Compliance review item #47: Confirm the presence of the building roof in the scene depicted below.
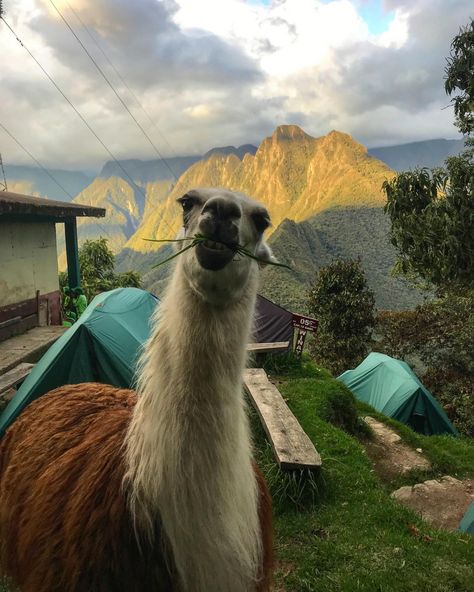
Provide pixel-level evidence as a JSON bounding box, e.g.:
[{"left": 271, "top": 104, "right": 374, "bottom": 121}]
[{"left": 0, "top": 190, "right": 105, "bottom": 220}]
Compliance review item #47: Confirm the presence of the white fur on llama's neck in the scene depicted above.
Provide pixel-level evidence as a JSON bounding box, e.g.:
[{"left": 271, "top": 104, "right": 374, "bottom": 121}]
[{"left": 125, "top": 262, "right": 262, "bottom": 592}]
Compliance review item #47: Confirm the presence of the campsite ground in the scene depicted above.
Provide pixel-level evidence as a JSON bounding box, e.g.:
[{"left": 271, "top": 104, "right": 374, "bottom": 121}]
[
  {"left": 253, "top": 357, "right": 474, "bottom": 592},
  {"left": 1, "top": 358, "right": 473, "bottom": 592}
]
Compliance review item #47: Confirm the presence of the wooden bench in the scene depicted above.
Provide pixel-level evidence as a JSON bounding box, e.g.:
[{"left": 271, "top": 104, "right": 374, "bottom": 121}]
[
  {"left": 247, "top": 341, "right": 290, "bottom": 354},
  {"left": 0, "top": 363, "right": 35, "bottom": 396},
  {"left": 243, "top": 368, "right": 322, "bottom": 471}
]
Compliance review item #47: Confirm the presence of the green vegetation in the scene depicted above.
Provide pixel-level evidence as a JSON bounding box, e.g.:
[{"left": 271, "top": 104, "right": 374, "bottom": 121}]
[
  {"left": 383, "top": 19, "right": 473, "bottom": 294},
  {"left": 383, "top": 162, "right": 473, "bottom": 292},
  {"left": 377, "top": 294, "right": 474, "bottom": 437},
  {"left": 307, "top": 259, "right": 375, "bottom": 375},
  {"left": 60, "top": 237, "right": 141, "bottom": 302},
  {"left": 259, "top": 207, "right": 424, "bottom": 313},
  {"left": 379, "top": 19, "right": 474, "bottom": 438},
  {"left": 445, "top": 19, "right": 474, "bottom": 136},
  {"left": 252, "top": 360, "right": 474, "bottom": 591}
]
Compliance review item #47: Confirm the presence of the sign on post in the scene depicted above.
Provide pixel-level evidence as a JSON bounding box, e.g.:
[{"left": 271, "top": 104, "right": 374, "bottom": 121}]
[{"left": 292, "top": 314, "right": 318, "bottom": 358}]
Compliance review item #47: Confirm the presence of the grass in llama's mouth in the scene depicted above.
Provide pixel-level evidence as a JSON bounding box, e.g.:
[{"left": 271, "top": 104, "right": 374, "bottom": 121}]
[{"left": 143, "top": 234, "right": 292, "bottom": 270}]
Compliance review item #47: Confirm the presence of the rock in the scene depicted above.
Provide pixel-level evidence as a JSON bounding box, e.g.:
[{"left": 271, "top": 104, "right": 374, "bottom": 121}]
[{"left": 391, "top": 477, "right": 474, "bottom": 531}]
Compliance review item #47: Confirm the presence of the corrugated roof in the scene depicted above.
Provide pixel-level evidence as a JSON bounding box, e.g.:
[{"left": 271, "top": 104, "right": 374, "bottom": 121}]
[{"left": 0, "top": 190, "right": 105, "bottom": 219}]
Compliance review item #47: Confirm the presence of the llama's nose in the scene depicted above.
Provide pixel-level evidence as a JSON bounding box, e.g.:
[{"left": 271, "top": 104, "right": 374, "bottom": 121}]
[
  {"left": 199, "top": 198, "right": 241, "bottom": 245},
  {"left": 202, "top": 197, "right": 242, "bottom": 222}
]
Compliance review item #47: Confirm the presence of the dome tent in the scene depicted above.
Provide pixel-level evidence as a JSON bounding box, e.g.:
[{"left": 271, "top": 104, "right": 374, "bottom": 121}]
[
  {"left": 459, "top": 500, "right": 474, "bottom": 534},
  {"left": 338, "top": 352, "right": 458, "bottom": 436},
  {"left": 0, "top": 288, "right": 158, "bottom": 437}
]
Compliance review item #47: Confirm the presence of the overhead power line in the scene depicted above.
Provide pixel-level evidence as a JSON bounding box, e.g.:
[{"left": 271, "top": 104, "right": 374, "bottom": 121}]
[
  {"left": 0, "top": 153, "right": 8, "bottom": 191},
  {"left": 0, "top": 122, "right": 116, "bottom": 240},
  {"left": 48, "top": 0, "right": 179, "bottom": 181},
  {"left": 0, "top": 122, "right": 74, "bottom": 199},
  {"left": 0, "top": 17, "right": 152, "bottom": 201},
  {"left": 0, "top": 10, "right": 176, "bottom": 240},
  {"left": 63, "top": 0, "right": 181, "bottom": 164}
]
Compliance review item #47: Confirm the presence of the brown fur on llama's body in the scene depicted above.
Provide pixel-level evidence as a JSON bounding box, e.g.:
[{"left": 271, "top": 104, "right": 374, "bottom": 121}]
[
  {"left": 0, "top": 189, "right": 274, "bottom": 592},
  {"left": 0, "top": 384, "right": 272, "bottom": 592}
]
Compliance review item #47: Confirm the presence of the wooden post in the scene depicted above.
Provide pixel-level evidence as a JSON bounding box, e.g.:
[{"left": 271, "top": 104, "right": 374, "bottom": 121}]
[
  {"left": 294, "top": 329, "right": 307, "bottom": 358},
  {"left": 36, "top": 290, "right": 40, "bottom": 327},
  {"left": 64, "top": 219, "right": 81, "bottom": 288},
  {"left": 292, "top": 313, "right": 318, "bottom": 358}
]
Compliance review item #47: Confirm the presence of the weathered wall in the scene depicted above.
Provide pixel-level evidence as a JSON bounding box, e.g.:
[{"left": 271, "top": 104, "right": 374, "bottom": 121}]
[{"left": 0, "top": 221, "right": 59, "bottom": 307}]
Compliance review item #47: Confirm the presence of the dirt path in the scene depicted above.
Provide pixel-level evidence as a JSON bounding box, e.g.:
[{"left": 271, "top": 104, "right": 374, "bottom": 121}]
[
  {"left": 363, "top": 416, "right": 431, "bottom": 480},
  {"left": 391, "top": 476, "right": 474, "bottom": 531}
]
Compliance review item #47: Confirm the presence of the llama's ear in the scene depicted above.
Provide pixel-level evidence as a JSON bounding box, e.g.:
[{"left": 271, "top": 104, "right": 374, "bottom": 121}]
[{"left": 255, "top": 242, "right": 279, "bottom": 267}]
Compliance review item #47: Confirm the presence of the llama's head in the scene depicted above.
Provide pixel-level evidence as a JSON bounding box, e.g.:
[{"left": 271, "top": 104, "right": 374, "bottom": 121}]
[{"left": 175, "top": 188, "right": 275, "bottom": 305}]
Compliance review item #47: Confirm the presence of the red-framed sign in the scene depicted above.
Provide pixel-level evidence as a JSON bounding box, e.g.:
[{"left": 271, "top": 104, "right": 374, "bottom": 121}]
[{"left": 292, "top": 314, "right": 318, "bottom": 358}]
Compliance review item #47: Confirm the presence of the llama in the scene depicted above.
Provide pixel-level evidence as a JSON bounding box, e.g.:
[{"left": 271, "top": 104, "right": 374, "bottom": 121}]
[{"left": 0, "top": 188, "right": 274, "bottom": 592}]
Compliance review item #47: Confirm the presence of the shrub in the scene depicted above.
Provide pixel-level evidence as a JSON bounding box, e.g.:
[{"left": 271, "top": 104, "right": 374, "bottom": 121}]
[
  {"left": 316, "top": 388, "right": 372, "bottom": 439},
  {"left": 377, "top": 293, "right": 474, "bottom": 436},
  {"left": 60, "top": 238, "right": 142, "bottom": 304},
  {"left": 307, "top": 258, "right": 375, "bottom": 375}
]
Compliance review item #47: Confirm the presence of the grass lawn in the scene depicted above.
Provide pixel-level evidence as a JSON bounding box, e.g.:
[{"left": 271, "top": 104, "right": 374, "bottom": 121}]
[{"left": 253, "top": 358, "right": 474, "bottom": 592}]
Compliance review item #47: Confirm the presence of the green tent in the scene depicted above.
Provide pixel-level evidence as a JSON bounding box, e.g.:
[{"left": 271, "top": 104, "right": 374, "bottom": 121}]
[
  {"left": 0, "top": 288, "right": 158, "bottom": 437},
  {"left": 338, "top": 352, "right": 458, "bottom": 436},
  {"left": 459, "top": 500, "right": 474, "bottom": 534}
]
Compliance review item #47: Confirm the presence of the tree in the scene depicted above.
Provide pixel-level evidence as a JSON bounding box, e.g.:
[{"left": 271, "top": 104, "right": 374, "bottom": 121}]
[
  {"left": 383, "top": 19, "right": 474, "bottom": 294},
  {"left": 380, "top": 20, "right": 474, "bottom": 435},
  {"left": 61, "top": 237, "right": 141, "bottom": 302},
  {"left": 445, "top": 19, "right": 474, "bottom": 136},
  {"left": 79, "top": 237, "right": 115, "bottom": 286},
  {"left": 307, "top": 258, "right": 375, "bottom": 375}
]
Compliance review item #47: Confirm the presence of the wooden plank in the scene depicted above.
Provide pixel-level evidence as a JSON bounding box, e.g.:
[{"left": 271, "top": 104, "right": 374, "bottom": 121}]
[
  {"left": 0, "top": 326, "right": 66, "bottom": 375},
  {"left": 0, "top": 316, "right": 21, "bottom": 330},
  {"left": 0, "top": 363, "right": 34, "bottom": 395},
  {"left": 247, "top": 341, "right": 289, "bottom": 353},
  {"left": 243, "top": 368, "right": 322, "bottom": 471}
]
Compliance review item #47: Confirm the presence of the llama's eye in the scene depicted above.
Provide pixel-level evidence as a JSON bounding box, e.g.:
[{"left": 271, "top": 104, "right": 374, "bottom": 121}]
[
  {"left": 252, "top": 212, "right": 271, "bottom": 233},
  {"left": 180, "top": 198, "right": 194, "bottom": 213}
]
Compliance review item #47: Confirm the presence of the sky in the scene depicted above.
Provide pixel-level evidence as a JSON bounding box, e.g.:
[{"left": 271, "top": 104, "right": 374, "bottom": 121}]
[{"left": 0, "top": 0, "right": 472, "bottom": 170}]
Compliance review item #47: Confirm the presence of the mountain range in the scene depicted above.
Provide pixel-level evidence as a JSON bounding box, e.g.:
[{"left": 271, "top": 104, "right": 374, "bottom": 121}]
[
  {"left": 6, "top": 130, "right": 466, "bottom": 311},
  {"left": 114, "top": 126, "right": 421, "bottom": 311}
]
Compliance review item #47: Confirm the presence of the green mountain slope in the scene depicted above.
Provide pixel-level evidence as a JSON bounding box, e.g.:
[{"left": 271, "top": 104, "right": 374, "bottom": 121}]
[{"left": 261, "top": 207, "right": 423, "bottom": 312}]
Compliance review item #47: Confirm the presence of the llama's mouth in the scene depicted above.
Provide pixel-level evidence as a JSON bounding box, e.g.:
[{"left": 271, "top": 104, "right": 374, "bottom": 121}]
[{"left": 195, "top": 240, "right": 236, "bottom": 271}]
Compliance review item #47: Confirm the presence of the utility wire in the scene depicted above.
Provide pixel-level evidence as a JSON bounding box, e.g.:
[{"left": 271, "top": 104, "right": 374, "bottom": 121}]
[
  {"left": 0, "top": 122, "right": 74, "bottom": 199},
  {"left": 63, "top": 0, "right": 181, "bottom": 166},
  {"left": 0, "top": 12, "right": 175, "bottom": 240},
  {"left": 0, "top": 121, "right": 114, "bottom": 240},
  {"left": 1, "top": 16, "right": 151, "bottom": 205},
  {"left": 48, "top": 0, "right": 179, "bottom": 181}
]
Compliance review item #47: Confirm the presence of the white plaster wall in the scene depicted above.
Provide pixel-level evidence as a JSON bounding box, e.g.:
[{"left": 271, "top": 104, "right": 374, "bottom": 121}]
[{"left": 0, "top": 221, "right": 59, "bottom": 307}]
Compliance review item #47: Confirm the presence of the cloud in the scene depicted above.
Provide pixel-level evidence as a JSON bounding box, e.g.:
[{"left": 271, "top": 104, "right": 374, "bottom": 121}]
[{"left": 0, "top": 0, "right": 472, "bottom": 171}]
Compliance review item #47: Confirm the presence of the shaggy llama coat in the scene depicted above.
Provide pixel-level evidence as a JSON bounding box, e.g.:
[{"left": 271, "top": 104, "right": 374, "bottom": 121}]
[{"left": 0, "top": 188, "right": 274, "bottom": 592}]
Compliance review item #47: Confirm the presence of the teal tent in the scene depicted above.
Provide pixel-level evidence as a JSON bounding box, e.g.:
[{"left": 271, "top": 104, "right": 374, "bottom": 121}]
[
  {"left": 338, "top": 352, "right": 458, "bottom": 436},
  {"left": 459, "top": 500, "right": 474, "bottom": 534},
  {"left": 0, "top": 288, "right": 158, "bottom": 437}
]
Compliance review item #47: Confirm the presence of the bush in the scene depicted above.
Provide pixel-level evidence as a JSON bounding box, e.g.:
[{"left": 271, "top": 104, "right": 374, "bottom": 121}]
[
  {"left": 316, "top": 388, "right": 372, "bottom": 438},
  {"left": 307, "top": 258, "right": 375, "bottom": 375},
  {"left": 377, "top": 293, "right": 474, "bottom": 436},
  {"left": 60, "top": 238, "right": 142, "bottom": 304}
]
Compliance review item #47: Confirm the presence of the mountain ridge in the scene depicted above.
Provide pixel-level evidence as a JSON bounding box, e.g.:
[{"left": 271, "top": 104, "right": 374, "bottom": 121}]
[{"left": 121, "top": 125, "right": 394, "bottom": 256}]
